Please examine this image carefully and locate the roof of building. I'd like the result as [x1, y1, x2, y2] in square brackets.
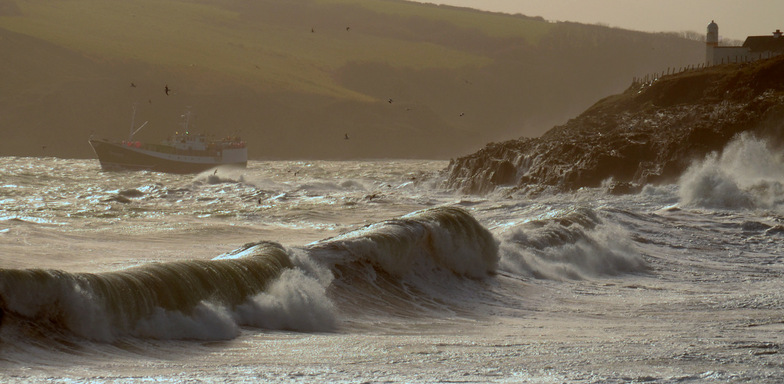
[743, 34, 784, 53]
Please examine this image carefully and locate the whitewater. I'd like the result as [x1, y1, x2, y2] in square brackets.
[1, 134, 783, 383]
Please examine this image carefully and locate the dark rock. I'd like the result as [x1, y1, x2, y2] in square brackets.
[741, 221, 772, 232]
[489, 160, 517, 186]
[119, 188, 144, 197]
[606, 181, 641, 195]
[447, 57, 784, 195]
[105, 195, 132, 204]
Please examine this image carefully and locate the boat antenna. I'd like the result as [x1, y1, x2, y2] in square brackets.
[128, 103, 149, 141]
[131, 121, 148, 139]
[180, 106, 192, 134]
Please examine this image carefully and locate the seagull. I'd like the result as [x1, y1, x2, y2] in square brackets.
[346, 26, 350, 31]
[131, 82, 136, 88]
[459, 112, 465, 117]
[344, 133, 350, 140]
[165, 84, 170, 95]
[388, 98, 393, 104]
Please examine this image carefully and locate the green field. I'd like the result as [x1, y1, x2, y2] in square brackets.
[321, 0, 554, 41]
[1, 0, 535, 99]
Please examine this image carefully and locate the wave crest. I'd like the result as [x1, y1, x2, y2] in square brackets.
[499, 207, 648, 280]
[310, 206, 499, 278]
[0, 242, 294, 341]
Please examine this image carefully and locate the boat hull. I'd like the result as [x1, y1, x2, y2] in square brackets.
[89, 139, 247, 174]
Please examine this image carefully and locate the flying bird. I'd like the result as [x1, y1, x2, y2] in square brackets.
[344, 133, 350, 140]
[130, 82, 136, 88]
[165, 84, 170, 95]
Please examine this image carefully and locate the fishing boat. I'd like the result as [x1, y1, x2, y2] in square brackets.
[89, 107, 247, 174]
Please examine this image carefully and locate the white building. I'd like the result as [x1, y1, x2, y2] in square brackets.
[706, 20, 784, 66]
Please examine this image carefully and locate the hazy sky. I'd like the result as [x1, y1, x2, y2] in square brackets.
[412, 0, 784, 41]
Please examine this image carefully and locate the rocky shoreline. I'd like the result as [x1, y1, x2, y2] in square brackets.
[445, 56, 784, 195]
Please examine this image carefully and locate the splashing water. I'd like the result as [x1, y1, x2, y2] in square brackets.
[679, 133, 784, 210]
[1, 157, 783, 383]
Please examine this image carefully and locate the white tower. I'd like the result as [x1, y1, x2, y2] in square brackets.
[706, 20, 719, 65]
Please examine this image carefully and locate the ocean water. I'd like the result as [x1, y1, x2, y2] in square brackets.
[1, 135, 783, 383]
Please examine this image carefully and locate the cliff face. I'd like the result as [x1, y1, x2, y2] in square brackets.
[446, 56, 784, 195]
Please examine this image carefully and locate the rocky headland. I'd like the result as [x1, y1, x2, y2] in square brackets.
[445, 56, 784, 195]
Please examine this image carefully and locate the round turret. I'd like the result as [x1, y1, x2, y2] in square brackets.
[707, 20, 719, 45]
[706, 20, 718, 66]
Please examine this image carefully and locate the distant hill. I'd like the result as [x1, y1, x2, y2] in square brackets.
[0, 0, 703, 159]
[446, 56, 784, 195]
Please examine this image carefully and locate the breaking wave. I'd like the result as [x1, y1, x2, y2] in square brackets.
[0, 207, 499, 341]
[498, 207, 648, 280]
[679, 134, 784, 211]
[309, 206, 499, 278]
[306, 206, 499, 317]
[0, 242, 294, 341]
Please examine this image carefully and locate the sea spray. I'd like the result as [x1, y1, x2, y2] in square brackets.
[498, 207, 647, 280]
[679, 133, 784, 210]
[133, 301, 239, 340]
[218, 245, 337, 332]
[233, 268, 336, 332]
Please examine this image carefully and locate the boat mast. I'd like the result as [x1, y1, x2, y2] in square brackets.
[128, 103, 148, 141]
[129, 103, 137, 141]
[181, 107, 192, 134]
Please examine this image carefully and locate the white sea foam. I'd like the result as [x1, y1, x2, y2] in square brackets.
[498, 208, 647, 280]
[234, 268, 336, 332]
[134, 302, 239, 340]
[679, 134, 784, 210]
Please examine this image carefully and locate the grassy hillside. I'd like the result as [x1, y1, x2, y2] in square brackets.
[0, 0, 704, 159]
[319, 0, 554, 41]
[0, 0, 489, 98]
